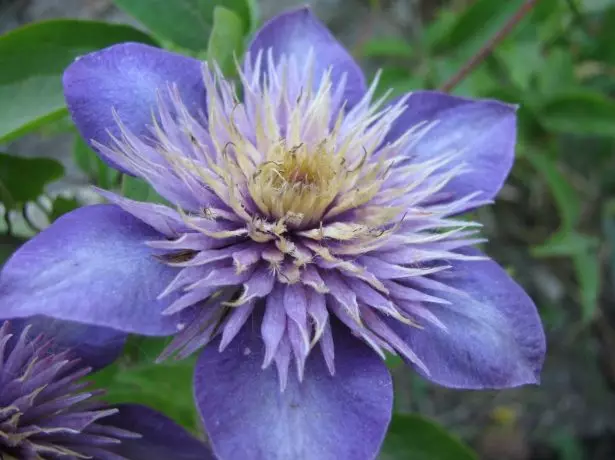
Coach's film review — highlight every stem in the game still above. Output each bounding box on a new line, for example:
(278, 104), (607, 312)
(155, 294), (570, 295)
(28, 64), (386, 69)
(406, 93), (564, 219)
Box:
(439, 0), (540, 93)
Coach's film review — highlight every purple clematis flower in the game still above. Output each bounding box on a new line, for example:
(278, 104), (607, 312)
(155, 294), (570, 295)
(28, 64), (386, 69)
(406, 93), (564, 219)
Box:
(0, 317), (213, 459)
(0, 7), (546, 460)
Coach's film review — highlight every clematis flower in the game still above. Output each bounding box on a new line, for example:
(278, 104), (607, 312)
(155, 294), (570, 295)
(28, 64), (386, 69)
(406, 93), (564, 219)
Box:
(0, 317), (213, 459)
(0, 7), (546, 460)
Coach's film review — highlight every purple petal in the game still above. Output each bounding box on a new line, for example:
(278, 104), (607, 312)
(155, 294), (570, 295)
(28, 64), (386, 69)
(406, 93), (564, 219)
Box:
(63, 43), (206, 173)
(219, 301), (256, 352)
(389, 249), (545, 389)
(246, 7), (366, 109)
(385, 91), (517, 206)
(194, 320), (393, 460)
(0, 204), (182, 336)
(96, 189), (188, 237)
(261, 284), (286, 368)
(102, 404), (214, 460)
(4, 317), (125, 371)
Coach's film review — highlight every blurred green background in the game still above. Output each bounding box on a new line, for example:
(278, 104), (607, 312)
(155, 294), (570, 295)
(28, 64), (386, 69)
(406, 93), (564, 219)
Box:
(1, 0), (614, 459)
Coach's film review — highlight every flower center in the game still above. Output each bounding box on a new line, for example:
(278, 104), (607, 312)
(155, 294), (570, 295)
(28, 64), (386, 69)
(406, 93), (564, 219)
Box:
(249, 140), (344, 228)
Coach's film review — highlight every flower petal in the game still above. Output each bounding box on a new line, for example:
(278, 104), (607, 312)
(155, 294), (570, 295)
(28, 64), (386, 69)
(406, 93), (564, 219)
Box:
(194, 320), (393, 460)
(388, 249), (545, 389)
(102, 404), (214, 460)
(63, 42), (207, 173)
(0, 204), (182, 336)
(246, 7), (366, 109)
(385, 91), (517, 205)
(3, 317), (126, 371)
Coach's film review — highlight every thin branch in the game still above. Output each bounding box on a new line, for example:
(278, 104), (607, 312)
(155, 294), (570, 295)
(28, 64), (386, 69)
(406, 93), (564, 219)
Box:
(439, 0), (540, 93)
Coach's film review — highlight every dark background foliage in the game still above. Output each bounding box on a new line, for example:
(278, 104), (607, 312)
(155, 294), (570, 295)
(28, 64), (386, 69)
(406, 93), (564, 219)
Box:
(1, 0), (614, 458)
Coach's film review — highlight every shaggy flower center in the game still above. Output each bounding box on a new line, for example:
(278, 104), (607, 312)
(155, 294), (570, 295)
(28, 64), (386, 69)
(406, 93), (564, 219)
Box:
(249, 140), (342, 226)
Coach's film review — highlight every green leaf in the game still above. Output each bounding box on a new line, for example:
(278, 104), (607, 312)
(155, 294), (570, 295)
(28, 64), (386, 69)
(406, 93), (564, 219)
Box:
(423, 9), (459, 51)
(122, 336), (172, 364)
(521, 148), (580, 231)
(73, 137), (120, 189)
(532, 231), (598, 258)
(0, 153), (64, 210)
(495, 40), (543, 91)
(207, 7), (245, 76)
(539, 91), (615, 138)
(430, 0), (525, 57)
(589, 6), (615, 65)
(536, 49), (575, 96)
(0, 20), (156, 143)
(380, 414), (477, 460)
(532, 231), (601, 322)
(121, 176), (153, 201)
(531, 0), (572, 43)
(573, 246), (601, 322)
(73, 137), (93, 177)
(49, 196), (80, 222)
(90, 335), (196, 432)
(385, 353), (403, 370)
(549, 428), (586, 460)
(245, 0), (260, 33)
(526, 137), (600, 323)
(360, 37), (414, 59)
(447, 60), (498, 98)
(373, 67), (425, 99)
(121, 175), (167, 204)
(102, 360), (200, 432)
(113, 0), (253, 51)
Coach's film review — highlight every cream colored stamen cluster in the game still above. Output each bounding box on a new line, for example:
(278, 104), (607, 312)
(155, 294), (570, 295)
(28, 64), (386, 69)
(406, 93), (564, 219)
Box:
(192, 56), (413, 246)
(249, 139), (342, 227)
